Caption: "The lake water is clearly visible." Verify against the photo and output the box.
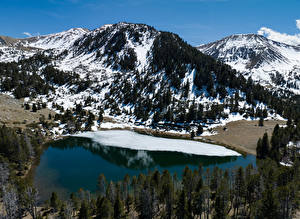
[33,134,256,201]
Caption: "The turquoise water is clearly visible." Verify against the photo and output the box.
[34,136,256,201]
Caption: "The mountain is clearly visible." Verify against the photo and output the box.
[198,34,300,94]
[20,28,88,51]
[0,23,295,134]
[0,28,88,63]
[0,36,19,46]
[0,23,158,73]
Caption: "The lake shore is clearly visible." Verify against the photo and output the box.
[97,116,286,156]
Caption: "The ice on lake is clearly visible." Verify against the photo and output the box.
[75,130,240,157]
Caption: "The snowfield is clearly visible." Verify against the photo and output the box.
[74,130,241,157]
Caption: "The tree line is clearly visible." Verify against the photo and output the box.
[41,158,299,219]
[257,119,300,165]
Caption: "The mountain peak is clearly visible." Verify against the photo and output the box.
[0,35,18,46]
[198,33,300,93]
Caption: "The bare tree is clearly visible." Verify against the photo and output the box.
[0,163,9,192]
[65,201,74,219]
[106,181,116,204]
[0,163,10,217]
[24,133,34,158]
[25,186,39,219]
[97,173,106,197]
[2,186,20,219]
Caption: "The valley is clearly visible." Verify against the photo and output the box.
[0,21,299,219]
[0,22,297,170]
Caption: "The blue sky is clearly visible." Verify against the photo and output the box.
[1,0,300,45]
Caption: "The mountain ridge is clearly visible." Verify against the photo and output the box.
[0,22,296,136]
[198,33,300,94]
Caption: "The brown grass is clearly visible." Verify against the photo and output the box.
[203,119,286,155]
[0,94,55,129]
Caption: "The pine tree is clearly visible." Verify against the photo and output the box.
[98,109,104,123]
[113,193,125,219]
[50,192,59,212]
[269,124,280,162]
[161,170,174,219]
[261,133,270,159]
[175,190,189,219]
[97,174,106,197]
[256,138,263,159]
[192,189,204,217]
[196,125,203,136]
[96,197,113,219]
[233,167,245,217]
[213,192,226,219]
[191,130,195,139]
[25,103,30,110]
[106,181,116,204]
[125,194,133,215]
[32,103,37,112]
[258,186,279,219]
[79,201,91,219]
[259,117,264,126]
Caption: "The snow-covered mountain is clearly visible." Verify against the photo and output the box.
[3,26,300,95]
[0,23,291,134]
[0,23,158,74]
[0,28,88,62]
[198,34,300,94]
[20,28,88,51]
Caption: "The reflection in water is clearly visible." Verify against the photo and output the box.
[52,137,238,169]
[34,136,255,202]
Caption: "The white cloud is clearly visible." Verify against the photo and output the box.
[23,32,33,38]
[257,20,300,46]
[296,19,300,30]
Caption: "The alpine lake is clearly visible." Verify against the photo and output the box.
[32,131,256,201]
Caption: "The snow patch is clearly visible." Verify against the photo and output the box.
[74,130,241,157]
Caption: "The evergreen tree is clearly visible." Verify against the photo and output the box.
[256,138,263,159]
[98,109,104,123]
[196,125,203,136]
[113,193,125,219]
[213,192,226,219]
[96,197,113,219]
[233,167,245,217]
[79,201,91,219]
[175,190,189,219]
[259,117,264,126]
[257,184,279,219]
[25,103,30,110]
[261,133,270,159]
[97,174,107,197]
[50,192,60,212]
[32,103,37,112]
[192,189,204,217]
[191,130,195,139]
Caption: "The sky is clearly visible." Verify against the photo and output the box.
[1,0,300,46]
